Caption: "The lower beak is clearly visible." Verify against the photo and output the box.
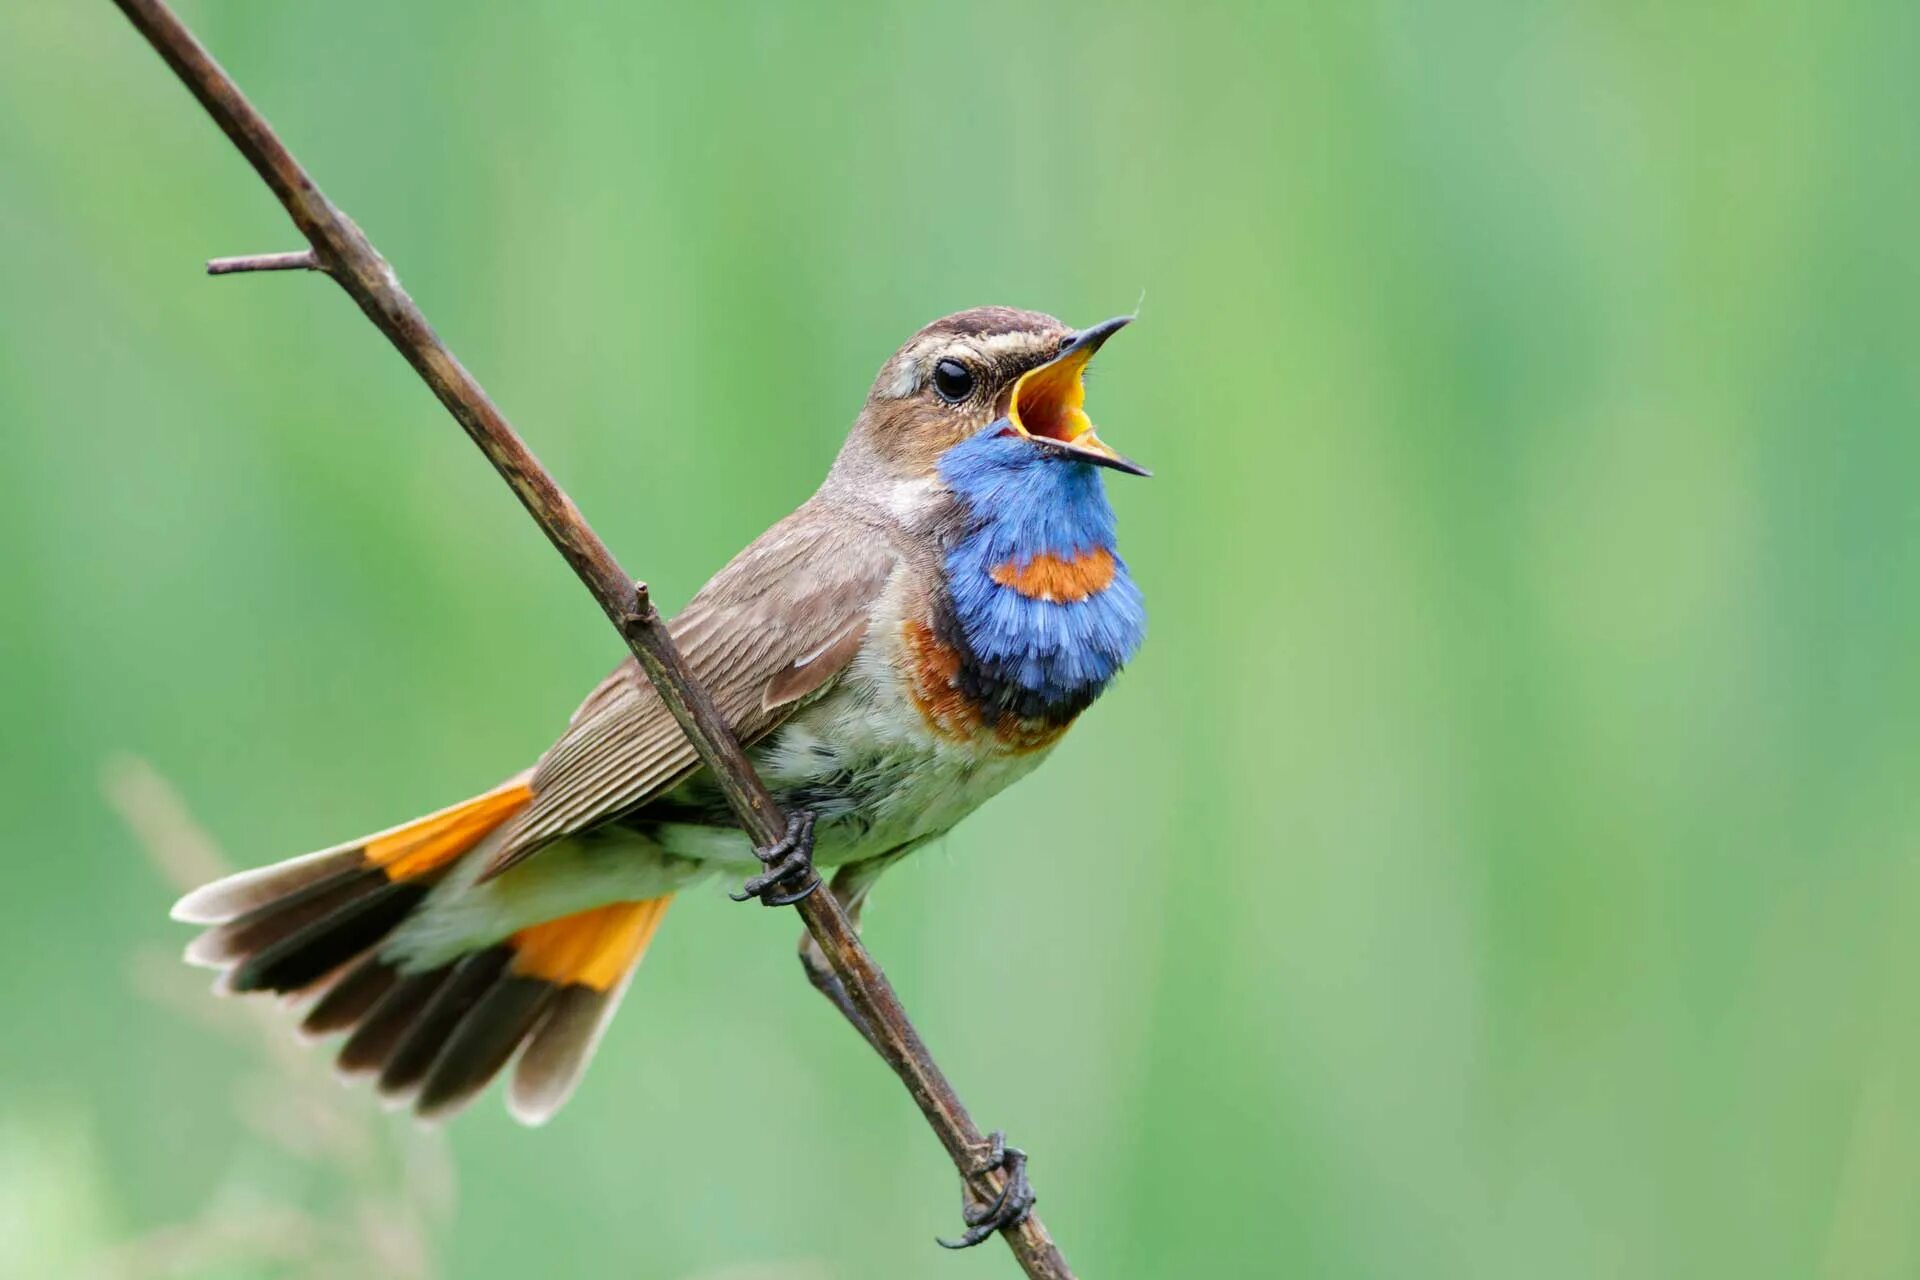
[1007,316,1150,477]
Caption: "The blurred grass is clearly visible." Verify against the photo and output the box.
[2,1,1919,1277]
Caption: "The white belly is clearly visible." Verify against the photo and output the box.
[651,628,1056,870]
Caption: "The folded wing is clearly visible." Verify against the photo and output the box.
[481,498,897,877]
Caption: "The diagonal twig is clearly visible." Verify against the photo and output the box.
[105,1,1074,1275]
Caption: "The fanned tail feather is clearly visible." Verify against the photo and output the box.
[172,781,670,1123]
[171,775,535,932]
[501,897,671,1124]
[325,898,671,1122]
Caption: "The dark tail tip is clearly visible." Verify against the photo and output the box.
[227,876,429,995]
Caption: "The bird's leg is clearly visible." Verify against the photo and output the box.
[937,1130,1035,1250]
[729,809,819,906]
[798,934,880,1053]
[794,851,908,1050]
[796,876,874,1050]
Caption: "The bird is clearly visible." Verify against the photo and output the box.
[172,306,1147,1138]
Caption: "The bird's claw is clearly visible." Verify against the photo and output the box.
[729,810,819,906]
[936,1131,1033,1250]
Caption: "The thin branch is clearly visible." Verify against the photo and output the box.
[208,248,319,275]
[106,2,1073,1275]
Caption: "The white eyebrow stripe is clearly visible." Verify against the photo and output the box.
[973,332,1052,358]
[883,360,921,398]
[878,331,1056,399]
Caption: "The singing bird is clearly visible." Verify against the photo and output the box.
[174,307,1147,1133]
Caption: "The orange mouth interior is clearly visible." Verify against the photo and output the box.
[1007,347,1096,443]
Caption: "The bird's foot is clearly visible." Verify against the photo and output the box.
[729,810,819,907]
[936,1131,1033,1250]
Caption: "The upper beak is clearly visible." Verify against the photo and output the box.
[1006,315,1150,477]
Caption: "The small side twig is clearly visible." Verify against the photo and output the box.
[207,248,320,275]
[106,2,1074,1275]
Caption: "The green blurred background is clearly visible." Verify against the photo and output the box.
[4,2,1918,1276]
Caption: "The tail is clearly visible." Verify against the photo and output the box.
[173,776,673,1124]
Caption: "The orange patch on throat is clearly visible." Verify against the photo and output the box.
[902,618,1076,754]
[989,547,1116,603]
[365,778,533,881]
[903,619,981,739]
[510,897,673,991]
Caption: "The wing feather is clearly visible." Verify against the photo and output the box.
[482,499,895,876]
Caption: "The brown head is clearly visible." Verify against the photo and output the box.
[825,306,1144,505]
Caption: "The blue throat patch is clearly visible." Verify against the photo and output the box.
[936,422,1146,722]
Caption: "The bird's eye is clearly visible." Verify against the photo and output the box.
[932,359,974,403]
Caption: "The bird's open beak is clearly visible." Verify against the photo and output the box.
[1006,316,1150,476]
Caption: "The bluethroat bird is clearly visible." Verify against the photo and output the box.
[173,308,1147,1135]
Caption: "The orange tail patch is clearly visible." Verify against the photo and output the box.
[510,897,673,991]
[364,777,533,881]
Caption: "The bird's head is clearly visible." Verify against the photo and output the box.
[835,307,1146,499]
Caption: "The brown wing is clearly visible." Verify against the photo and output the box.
[481,497,897,876]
